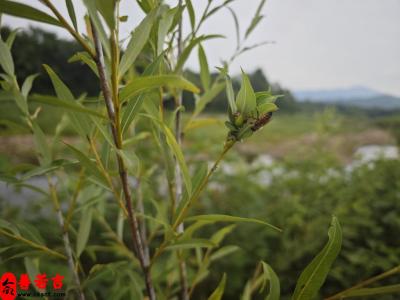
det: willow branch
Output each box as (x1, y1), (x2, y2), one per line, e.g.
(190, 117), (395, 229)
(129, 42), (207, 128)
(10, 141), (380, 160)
(91, 22), (156, 300)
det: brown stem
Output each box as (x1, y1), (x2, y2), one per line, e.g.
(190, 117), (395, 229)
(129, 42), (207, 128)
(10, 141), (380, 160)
(91, 22), (156, 300)
(325, 265), (400, 300)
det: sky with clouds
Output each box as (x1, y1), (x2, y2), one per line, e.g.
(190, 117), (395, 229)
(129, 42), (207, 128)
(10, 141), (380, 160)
(3, 0), (400, 96)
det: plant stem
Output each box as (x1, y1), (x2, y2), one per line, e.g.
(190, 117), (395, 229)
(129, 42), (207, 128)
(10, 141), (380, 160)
(91, 22), (156, 300)
(151, 141), (235, 266)
(174, 1), (189, 298)
(40, 0), (95, 58)
(325, 265), (400, 300)
(47, 177), (86, 300)
(0, 228), (66, 260)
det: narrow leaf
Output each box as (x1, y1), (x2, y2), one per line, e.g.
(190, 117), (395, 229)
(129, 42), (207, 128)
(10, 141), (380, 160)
(21, 74), (39, 98)
(186, 214), (281, 232)
(341, 284), (400, 298)
(76, 208), (93, 257)
(292, 216), (342, 300)
(0, 36), (14, 75)
(186, 0), (196, 29)
(65, 0), (78, 31)
(198, 44), (210, 91)
(208, 273), (227, 300)
(119, 7), (158, 76)
(120, 75), (199, 102)
(0, 0), (61, 26)
(175, 35), (224, 73)
(261, 262), (280, 300)
(194, 82), (225, 116)
(236, 70), (256, 115)
(166, 238), (215, 250)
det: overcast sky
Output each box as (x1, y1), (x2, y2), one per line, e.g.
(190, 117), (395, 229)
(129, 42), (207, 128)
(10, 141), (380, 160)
(3, 0), (400, 96)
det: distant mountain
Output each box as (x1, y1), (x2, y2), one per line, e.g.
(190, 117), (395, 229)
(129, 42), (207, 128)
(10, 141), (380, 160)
(293, 86), (400, 110)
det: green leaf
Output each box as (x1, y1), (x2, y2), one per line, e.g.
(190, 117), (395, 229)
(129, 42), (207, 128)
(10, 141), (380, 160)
(43, 64), (74, 100)
(194, 82), (225, 116)
(120, 75), (200, 102)
(21, 159), (76, 180)
(121, 94), (147, 134)
(43, 64), (94, 136)
(210, 245), (240, 262)
(69, 52), (99, 76)
(83, 0), (110, 58)
(5, 28), (19, 49)
(165, 238), (215, 250)
(119, 7), (159, 76)
(186, 214), (281, 232)
(210, 224), (236, 246)
(21, 74), (39, 98)
(245, 0), (266, 38)
(30, 94), (105, 119)
(157, 6), (179, 55)
(208, 273), (227, 300)
(258, 103), (278, 115)
(261, 262), (280, 300)
(227, 7), (240, 48)
(24, 257), (42, 292)
(32, 121), (51, 165)
(185, 118), (222, 131)
(65, 0), (78, 31)
(256, 91), (280, 105)
(76, 208), (93, 257)
(225, 75), (237, 113)
(65, 143), (108, 186)
(292, 216), (342, 300)
(175, 35), (224, 73)
(340, 284), (400, 298)
(0, 0), (61, 26)
(198, 44), (210, 91)
(95, 0), (115, 30)
(0, 36), (14, 75)
(186, 0), (196, 29)
(236, 70), (256, 115)
(162, 123), (192, 196)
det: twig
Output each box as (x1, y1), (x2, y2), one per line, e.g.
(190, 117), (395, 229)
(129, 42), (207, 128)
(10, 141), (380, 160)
(325, 265), (400, 300)
(91, 22), (156, 300)
(47, 177), (86, 300)
(151, 141), (235, 265)
(0, 228), (66, 260)
(175, 1), (189, 298)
